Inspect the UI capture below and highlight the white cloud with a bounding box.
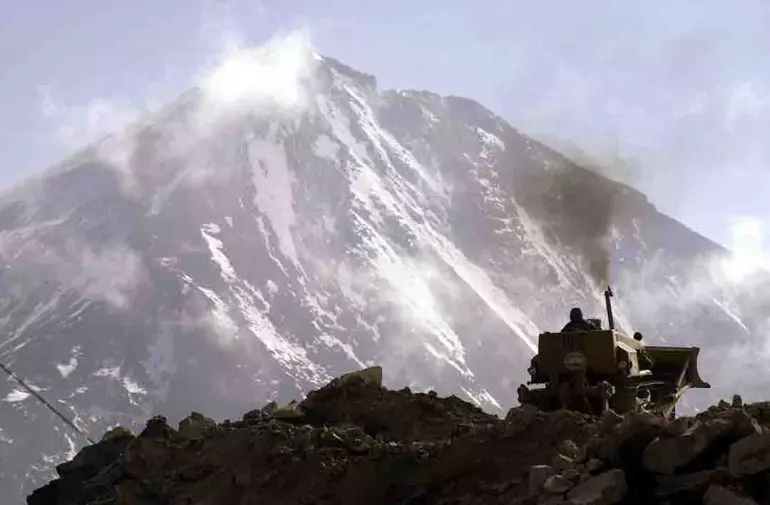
[38,88,142,152]
[197,27,319,114]
[71,242,147,310]
[36,25,321,201]
[720,215,770,283]
[37,87,147,194]
[612,224,770,406]
[725,81,770,129]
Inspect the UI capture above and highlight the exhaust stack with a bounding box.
[604,286,615,331]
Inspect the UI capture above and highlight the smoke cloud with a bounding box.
[553,165,615,286]
[516,149,620,288]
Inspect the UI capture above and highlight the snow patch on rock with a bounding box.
[246,133,302,273]
[201,223,237,284]
[56,357,78,378]
[3,389,30,403]
[313,134,340,161]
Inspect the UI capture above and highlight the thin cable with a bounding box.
[0,362,95,445]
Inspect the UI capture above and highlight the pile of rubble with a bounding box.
[525,395,770,505]
[26,368,770,505]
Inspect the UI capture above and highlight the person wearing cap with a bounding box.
[561,307,598,332]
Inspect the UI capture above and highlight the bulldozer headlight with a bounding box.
[564,352,587,371]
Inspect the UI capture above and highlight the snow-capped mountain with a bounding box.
[2,53,768,502]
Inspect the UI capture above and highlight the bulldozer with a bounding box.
[517,286,710,420]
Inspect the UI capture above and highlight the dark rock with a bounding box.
[593,411,665,464]
[654,468,728,498]
[566,469,627,505]
[56,435,133,479]
[335,366,383,388]
[552,454,574,471]
[101,426,134,442]
[729,432,770,477]
[505,404,540,435]
[585,459,604,474]
[178,412,217,439]
[273,406,306,422]
[558,439,582,461]
[702,484,759,505]
[543,474,573,494]
[562,468,581,483]
[643,422,712,475]
[261,401,279,415]
[662,417,694,437]
[243,409,265,423]
[644,410,760,475]
[529,465,555,496]
[597,409,623,435]
[25,482,58,505]
[139,415,175,439]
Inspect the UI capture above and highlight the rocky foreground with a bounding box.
[26,367,770,505]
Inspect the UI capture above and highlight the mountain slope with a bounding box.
[0,54,766,502]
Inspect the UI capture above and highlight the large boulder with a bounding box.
[703,484,759,505]
[504,404,541,437]
[642,422,716,475]
[643,409,761,474]
[101,426,134,442]
[273,400,306,421]
[543,474,573,494]
[596,409,623,436]
[178,412,217,439]
[558,440,582,461]
[566,469,627,505]
[728,432,770,477]
[591,412,665,464]
[335,366,383,387]
[552,454,575,472]
[662,416,695,437]
[139,415,176,439]
[654,469,729,499]
[55,435,133,479]
[506,404,540,424]
[529,465,555,496]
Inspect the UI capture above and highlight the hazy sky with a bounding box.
[2,0,769,262]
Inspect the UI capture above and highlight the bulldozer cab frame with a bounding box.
[530,329,649,380]
[518,287,710,419]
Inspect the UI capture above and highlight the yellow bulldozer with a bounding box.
[517,287,710,420]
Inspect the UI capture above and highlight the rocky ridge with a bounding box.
[27,366,770,505]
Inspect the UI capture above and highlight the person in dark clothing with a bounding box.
[561,307,597,332]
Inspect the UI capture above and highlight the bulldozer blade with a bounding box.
[644,346,711,390]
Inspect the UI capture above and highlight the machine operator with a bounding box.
[561,307,598,332]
